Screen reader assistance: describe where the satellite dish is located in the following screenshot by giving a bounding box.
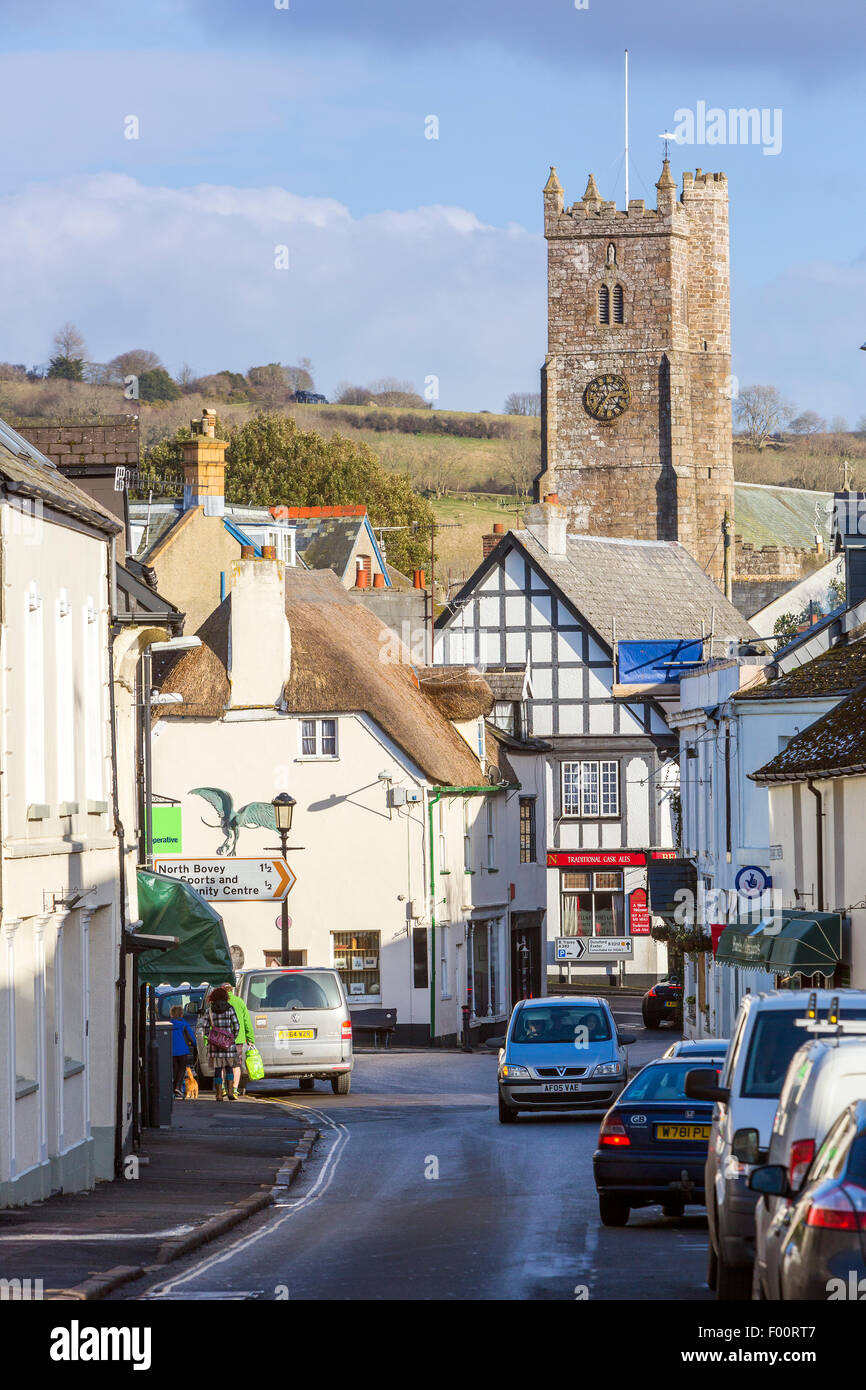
[487,764,503,786]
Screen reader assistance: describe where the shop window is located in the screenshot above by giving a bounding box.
[263,949,306,967]
[562,760,619,817]
[333,930,381,1001]
[560,870,625,937]
[469,918,504,1019]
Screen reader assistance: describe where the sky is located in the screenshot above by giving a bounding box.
[0,0,865,418]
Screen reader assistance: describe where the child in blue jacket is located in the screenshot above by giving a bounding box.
[170,1005,197,1098]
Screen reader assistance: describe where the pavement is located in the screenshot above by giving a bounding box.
[0,1096,317,1299]
[107,1006,705,1303]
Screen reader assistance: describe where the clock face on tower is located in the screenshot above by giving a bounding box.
[583,373,630,422]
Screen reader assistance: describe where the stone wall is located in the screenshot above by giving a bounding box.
[16,416,139,470]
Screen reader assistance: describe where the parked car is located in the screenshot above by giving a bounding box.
[497,996,635,1123]
[642,977,683,1028]
[593,1057,719,1226]
[292,390,327,404]
[196,967,354,1094]
[749,1100,866,1299]
[153,984,208,1022]
[685,988,866,1300]
[663,1038,729,1060]
[752,1020,866,1300]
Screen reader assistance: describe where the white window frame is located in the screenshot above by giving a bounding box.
[440,926,451,1000]
[463,799,472,872]
[562,760,619,818]
[298,717,339,759]
[438,799,447,872]
[25,584,46,805]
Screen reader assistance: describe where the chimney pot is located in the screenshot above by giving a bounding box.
[261,545,277,560]
[493,522,505,534]
[372,571,386,588]
[240,545,255,559]
[413,568,426,589]
[356,564,370,589]
[544,492,560,505]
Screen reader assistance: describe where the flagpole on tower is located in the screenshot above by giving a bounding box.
[624,49,629,209]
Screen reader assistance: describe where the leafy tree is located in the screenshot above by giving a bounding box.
[146,413,434,574]
[47,353,85,381]
[734,384,793,449]
[137,367,182,402]
[827,577,847,609]
[773,612,799,644]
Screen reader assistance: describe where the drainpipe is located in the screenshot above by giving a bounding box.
[722,512,733,603]
[806,780,824,911]
[108,538,131,1179]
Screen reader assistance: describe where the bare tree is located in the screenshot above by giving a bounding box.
[504,428,541,502]
[789,410,826,436]
[504,391,541,417]
[734,384,793,449]
[176,362,196,392]
[108,348,163,381]
[52,322,88,361]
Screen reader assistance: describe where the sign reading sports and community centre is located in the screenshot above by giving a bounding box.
[154,857,296,901]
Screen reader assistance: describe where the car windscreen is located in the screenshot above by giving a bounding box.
[743,1007,866,1099]
[511,1005,611,1044]
[620,1063,718,1103]
[155,991,204,1020]
[245,971,342,1012]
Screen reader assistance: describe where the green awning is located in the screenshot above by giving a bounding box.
[134,869,234,986]
[715,910,843,976]
[716,921,776,969]
[768,911,842,976]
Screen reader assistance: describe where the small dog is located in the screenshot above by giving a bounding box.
[184,1067,199,1100]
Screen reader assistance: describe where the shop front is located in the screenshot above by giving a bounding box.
[715,910,845,995]
[545,850,665,990]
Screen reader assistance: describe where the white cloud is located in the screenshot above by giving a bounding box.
[0,175,545,409]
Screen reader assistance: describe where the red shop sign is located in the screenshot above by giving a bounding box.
[546,851,646,868]
[629,888,651,935]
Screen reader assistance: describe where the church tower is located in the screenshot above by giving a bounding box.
[538,161,734,587]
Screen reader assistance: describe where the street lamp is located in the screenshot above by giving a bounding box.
[272,793,296,964]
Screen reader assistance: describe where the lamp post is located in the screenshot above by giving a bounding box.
[273,793,296,965]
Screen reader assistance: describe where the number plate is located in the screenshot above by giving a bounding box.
[276,1028,316,1040]
[655,1123,710,1142]
[665,1000,678,1008]
[541,1082,583,1093]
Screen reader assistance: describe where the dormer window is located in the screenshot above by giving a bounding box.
[598,285,610,324]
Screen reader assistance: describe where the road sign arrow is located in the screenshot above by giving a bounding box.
[572,937,586,959]
[273,860,296,899]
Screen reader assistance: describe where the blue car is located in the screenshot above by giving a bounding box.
[592,1057,721,1225]
[497,996,635,1123]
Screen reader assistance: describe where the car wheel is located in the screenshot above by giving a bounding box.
[498,1094,518,1124]
[299,1078,315,1091]
[644,1015,659,1030]
[751,1259,766,1301]
[717,1252,752,1301]
[331,1073,351,1095]
[662,1197,685,1219]
[599,1193,630,1227]
[707,1239,718,1292]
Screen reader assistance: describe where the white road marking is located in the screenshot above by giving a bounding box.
[0,1226,195,1242]
[142,1098,349,1298]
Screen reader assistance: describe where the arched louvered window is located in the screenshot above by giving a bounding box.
[612,283,624,324]
[598,284,610,324]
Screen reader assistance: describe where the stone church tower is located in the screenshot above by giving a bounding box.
[538,160,734,587]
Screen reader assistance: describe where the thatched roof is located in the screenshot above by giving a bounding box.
[417,666,494,721]
[156,568,486,787]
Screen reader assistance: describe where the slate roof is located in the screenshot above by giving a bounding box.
[513,530,757,648]
[484,667,528,701]
[733,482,833,550]
[0,415,122,536]
[292,516,367,581]
[734,634,866,702]
[750,684,866,783]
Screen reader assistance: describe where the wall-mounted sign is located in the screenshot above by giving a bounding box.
[547,851,646,868]
[735,866,772,899]
[151,805,182,855]
[651,850,677,860]
[555,936,634,961]
[154,857,295,901]
[769,845,783,861]
[629,888,651,935]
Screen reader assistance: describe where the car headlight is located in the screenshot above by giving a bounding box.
[592,1061,624,1078]
[501,1063,530,1079]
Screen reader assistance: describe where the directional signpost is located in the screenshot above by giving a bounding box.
[153,857,295,902]
[555,936,633,961]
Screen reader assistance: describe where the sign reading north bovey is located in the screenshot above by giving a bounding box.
[154,857,295,901]
[555,937,633,961]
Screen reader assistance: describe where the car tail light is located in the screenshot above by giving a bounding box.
[341,1021,353,1039]
[789,1138,815,1190]
[805,1185,864,1231]
[599,1117,630,1147]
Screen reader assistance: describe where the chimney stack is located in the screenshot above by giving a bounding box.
[523,497,568,558]
[228,550,290,707]
[482,521,506,559]
[181,408,228,517]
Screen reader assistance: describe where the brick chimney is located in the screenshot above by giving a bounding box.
[523,495,568,557]
[482,521,505,559]
[228,552,291,707]
[181,408,227,517]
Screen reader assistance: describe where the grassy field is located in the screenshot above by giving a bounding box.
[430,493,524,591]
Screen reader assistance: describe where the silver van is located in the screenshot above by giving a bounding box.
[686,987,866,1300]
[752,1017,866,1300]
[197,968,354,1094]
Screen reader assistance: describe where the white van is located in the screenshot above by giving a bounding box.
[197,968,354,1094]
[753,1019,866,1300]
[685,988,866,1300]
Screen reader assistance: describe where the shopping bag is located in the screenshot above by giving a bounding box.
[245,1045,265,1081]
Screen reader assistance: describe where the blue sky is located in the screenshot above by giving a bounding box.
[0,0,864,419]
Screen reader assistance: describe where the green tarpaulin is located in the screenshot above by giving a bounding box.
[716,921,775,969]
[135,869,234,986]
[715,910,842,977]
